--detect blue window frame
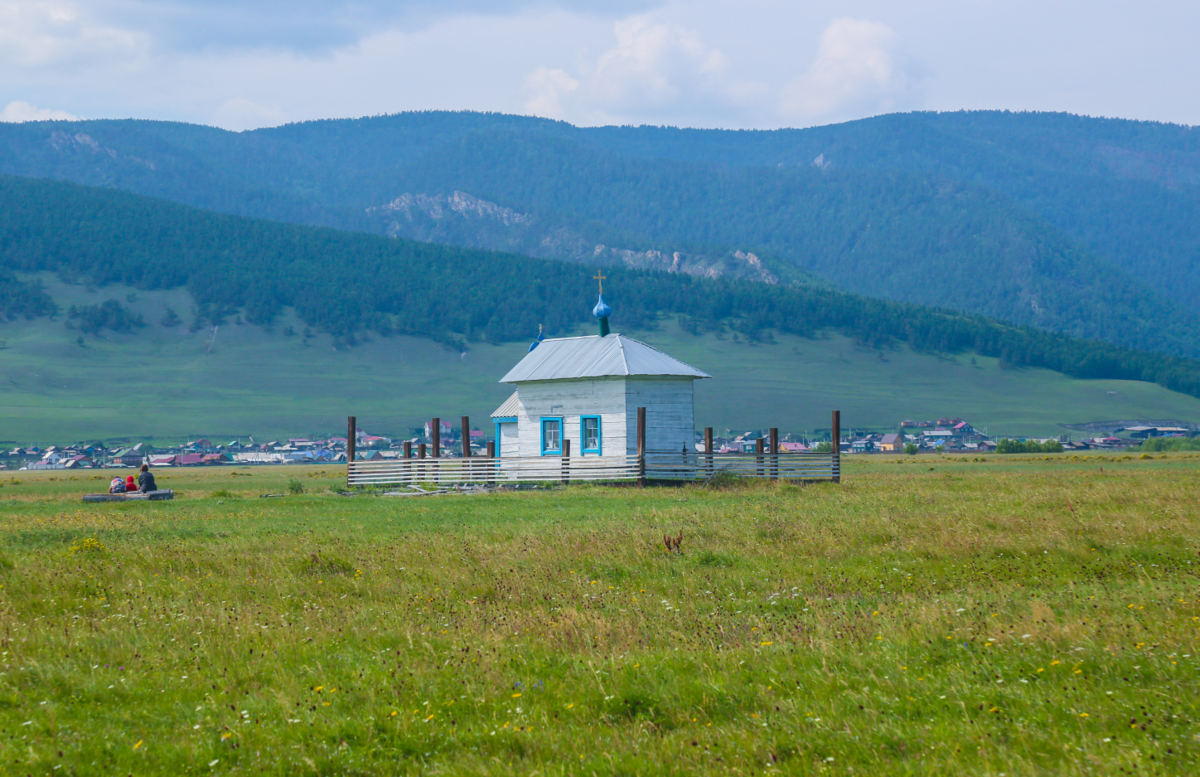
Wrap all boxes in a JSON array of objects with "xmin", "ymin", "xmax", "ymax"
[
  {"xmin": 581, "ymin": 415, "xmax": 602, "ymax": 454},
  {"xmin": 540, "ymin": 417, "xmax": 563, "ymax": 455}
]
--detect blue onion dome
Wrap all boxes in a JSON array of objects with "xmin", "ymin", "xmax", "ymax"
[{"xmin": 593, "ymin": 295, "xmax": 612, "ymax": 319}]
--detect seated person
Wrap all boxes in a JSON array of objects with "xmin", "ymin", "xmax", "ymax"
[
  {"xmin": 109, "ymin": 476, "xmax": 126, "ymax": 494},
  {"xmin": 137, "ymin": 464, "xmax": 157, "ymax": 493},
  {"xmin": 125, "ymin": 475, "xmax": 138, "ymax": 493}
]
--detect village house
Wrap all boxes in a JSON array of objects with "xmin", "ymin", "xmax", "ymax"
[
  {"xmin": 878, "ymin": 433, "xmax": 904, "ymax": 452},
  {"xmin": 110, "ymin": 444, "xmax": 147, "ymax": 467}
]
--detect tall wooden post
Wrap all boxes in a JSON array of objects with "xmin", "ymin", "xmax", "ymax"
[
  {"xmin": 417, "ymin": 442, "xmax": 426, "ymax": 486},
  {"xmin": 431, "ymin": 417, "xmax": 440, "ymax": 459},
  {"xmin": 704, "ymin": 427, "xmax": 714, "ymax": 480},
  {"xmin": 403, "ymin": 441, "xmax": 412, "ymax": 459},
  {"xmin": 418, "ymin": 443, "xmax": 426, "ymax": 459},
  {"xmin": 403, "ymin": 440, "xmax": 412, "ymax": 483},
  {"xmin": 769, "ymin": 428, "xmax": 779, "ymax": 481},
  {"xmin": 755, "ymin": 437, "xmax": 765, "ymax": 479},
  {"xmin": 346, "ymin": 416, "xmax": 356, "ymax": 488},
  {"xmin": 461, "ymin": 416, "xmax": 471, "ymax": 458},
  {"xmin": 486, "ymin": 441, "xmax": 495, "ymax": 458},
  {"xmin": 636, "ymin": 406, "xmax": 646, "ymax": 487},
  {"xmin": 485, "ymin": 440, "xmax": 496, "ymax": 486},
  {"xmin": 561, "ymin": 439, "xmax": 571, "ymax": 485},
  {"xmin": 832, "ymin": 410, "xmax": 841, "ymax": 483}
]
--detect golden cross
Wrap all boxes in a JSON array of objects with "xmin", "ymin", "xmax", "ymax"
[{"xmin": 593, "ymin": 271, "xmax": 607, "ymax": 295}]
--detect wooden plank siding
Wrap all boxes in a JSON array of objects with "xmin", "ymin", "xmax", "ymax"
[
  {"xmin": 624, "ymin": 378, "xmax": 695, "ymax": 455},
  {"xmin": 503, "ymin": 376, "xmax": 696, "ymax": 458},
  {"xmin": 511, "ymin": 377, "xmax": 628, "ymax": 458},
  {"xmin": 499, "ymin": 423, "xmax": 520, "ymax": 457}
]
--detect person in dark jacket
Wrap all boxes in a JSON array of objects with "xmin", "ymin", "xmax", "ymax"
[{"xmin": 137, "ymin": 464, "xmax": 157, "ymax": 493}]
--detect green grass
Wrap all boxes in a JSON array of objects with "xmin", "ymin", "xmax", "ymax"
[
  {"xmin": 3, "ymin": 276, "xmax": 1200, "ymax": 442},
  {"xmin": 0, "ymin": 454, "xmax": 1197, "ymax": 773}
]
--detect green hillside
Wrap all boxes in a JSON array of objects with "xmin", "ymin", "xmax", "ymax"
[
  {"xmin": 3, "ymin": 111, "xmax": 1200, "ymax": 358},
  {"xmin": 6, "ymin": 173, "xmax": 1200, "ymax": 401},
  {"xmin": 3, "ymin": 278, "xmax": 1200, "ymax": 443}
]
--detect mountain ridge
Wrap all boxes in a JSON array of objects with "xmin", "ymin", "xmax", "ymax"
[{"xmin": 3, "ymin": 110, "xmax": 1198, "ymax": 357}]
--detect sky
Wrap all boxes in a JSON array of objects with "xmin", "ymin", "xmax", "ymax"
[{"xmin": 1, "ymin": 0, "xmax": 1197, "ymax": 132}]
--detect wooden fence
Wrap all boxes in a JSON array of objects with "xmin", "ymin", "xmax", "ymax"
[
  {"xmin": 346, "ymin": 450, "xmax": 838, "ymax": 488},
  {"xmin": 345, "ymin": 409, "xmax": 842, "ymax": 488}
]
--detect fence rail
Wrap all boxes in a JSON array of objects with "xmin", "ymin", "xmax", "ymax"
[{"xmin": 346, "ymin": 451, "xmax": 839, "ymax": 487}]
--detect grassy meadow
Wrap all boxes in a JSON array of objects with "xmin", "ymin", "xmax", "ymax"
[
  {"xmin": 4, "ymin": 275, "xmax": 1200, "ymax": 442},
  {"xmin": 0, "ymin": 454, "xmax": 1198, "ymax": 774}
]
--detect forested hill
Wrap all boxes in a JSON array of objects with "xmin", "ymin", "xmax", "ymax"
[
  {"xmin": 389, "ymin": 128, "xmax": 1200, "ymax": 358},
  {"xmin": 1, "ymin": 111, "xmax": 1199, "ymax": 360},
  {"xmin": 5, "ymin": 173, "xmax": 1200, "ymax": 402}
]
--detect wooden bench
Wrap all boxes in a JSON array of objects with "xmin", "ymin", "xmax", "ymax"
[{"xmin": 82, "ymin": 490, "xmax": 175, "ymax": 503}]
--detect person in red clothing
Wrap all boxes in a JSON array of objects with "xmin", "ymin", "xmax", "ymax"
[{"xmin": 125, "ymin": 475, "xmax": 137, "ymax": 493}]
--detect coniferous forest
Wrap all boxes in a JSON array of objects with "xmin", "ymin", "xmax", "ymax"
[
  {"xmin": 3, "ymin": 110, "xmax": 1200, "ymax": 360},
  {"xmin": 4, "ymin": 173, "xmax": 1200, "ymax": 401}
]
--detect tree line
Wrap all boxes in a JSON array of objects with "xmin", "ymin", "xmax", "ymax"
[{"xmin": 5, "ymin": 173, "xmax": 1200, "ymax": 400}]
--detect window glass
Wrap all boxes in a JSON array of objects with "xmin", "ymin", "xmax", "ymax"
[
  {"xmin": 542, "ymin": 419, "xmax": 561, "ymax": 453},
  {"xmin": 583, "ymin": 417, "xmax": 600, "ymax": 451}
]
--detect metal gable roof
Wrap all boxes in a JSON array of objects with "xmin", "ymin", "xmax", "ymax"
[
  {"xmin": 491, "ymin": 392, "xmax": 521, "ymax": 418},
  {"xmin": 499, "ymin": 335, "xmax": 711, "ymax": 384}
]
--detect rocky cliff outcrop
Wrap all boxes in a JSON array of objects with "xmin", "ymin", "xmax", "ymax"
[{"xmin": 368, "ymin": 191, "xmax": 782, "ymax": 285}]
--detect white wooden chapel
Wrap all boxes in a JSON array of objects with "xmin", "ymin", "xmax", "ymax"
[{"xmin": 491, "ymin": 275, "xmax": 710, "ymax": 459}]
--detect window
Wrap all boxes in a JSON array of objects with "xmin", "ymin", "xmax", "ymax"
[
  {"xmin": 581, "ymin": 416, "xmax": 601, "ymax": 454},
  {"xmin": 540, "ymin": 417, "xmax": 562, "ymax": 455}
]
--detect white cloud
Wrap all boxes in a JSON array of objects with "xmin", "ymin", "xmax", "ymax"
[
  {"xmin": 523, "ymin": 14, "xmax": 765, "ymax": 126},
  {"xmin": 521, "ymin": 67, "xmax": 579, "ymax": 120},
  {"xmin": 586, "ymin": 16, "xmax": 728, "ymax": 110},
  {"xmin": 779, "ymin": 17, "xmax": 918, "ymax": 123},
  {"xmin": 0, "ymin": 100, "xmax": 78, "ymax": 122},
  {"xmin": 0, "ymin": 1, "xmax": 148, "ymax": 69},
  {"xmin": 2, "ymin": 1, "xmax": 1199, "ymax": 131},
  {"xmin": 211, "ymin": 98, "xmax": 287, "ymax": 131}
]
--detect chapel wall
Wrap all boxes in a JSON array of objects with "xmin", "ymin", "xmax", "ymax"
[
  {"xmin": 623, "ymin": 378, "xmax": 696, "ymax": 455},
  {"xmin": 513, "ymin": 378, "xmax": 628, "ymax": 457}
]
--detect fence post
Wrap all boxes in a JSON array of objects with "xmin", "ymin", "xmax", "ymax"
[
  {"xmin": 346, "ymin": 416, "xmax": 356, "ymax": 488},
  {"xmin": 562, "ymin": 439, "xmax": 571, "ymax": 486},
  {"xmin": 704, "ymin": 427, "xmax": 713, "ymax": 481},
  {"xmin": 485, "ymin": 441, "xmax": 495, "ymax": 486},
  {"xmin": 460, "ymin": 415, "xmax": 471, "ymax": 482},
  {"xmin": 756, "ymin": 437, "xmax": 765, "ymax": 479},
  {"xmin": 832, "ymin": 410, "xmax": 841, "ymax": 483},
  {"xmin": 431, "ymin": 417, "xmax": 440, "ymax": 459},
  {"xmin": 403, "ymin": 440, "xmax": 412, "ymax": 485},
  {"xmin": 637, "ymin": 406, "xmax": 646, "ymax": 487},
  {"xmin": 769, "ymin": 428, "xmax": 779, "ymax": 481}
]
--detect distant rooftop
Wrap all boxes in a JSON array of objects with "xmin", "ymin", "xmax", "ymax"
[{"xmin": 500, "ymin": 334, "xmax": 710, "ymax": 383}]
